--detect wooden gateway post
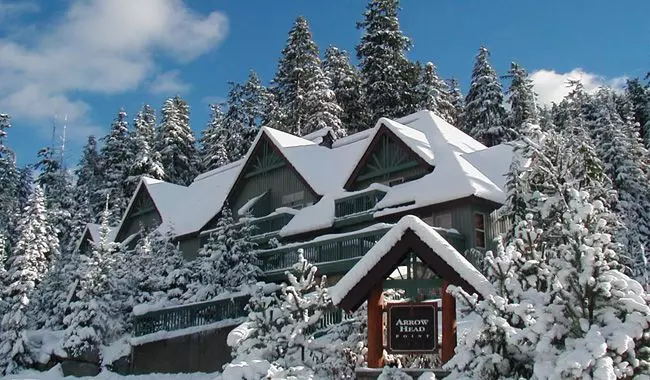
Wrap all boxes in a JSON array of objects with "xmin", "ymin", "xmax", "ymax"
[{"xmin": 330, "ymin": 215, "xmax": 490, "ymax": 368}]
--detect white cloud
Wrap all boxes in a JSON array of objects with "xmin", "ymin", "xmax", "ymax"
[
  {"xmin": 0, "ymin": 0, "xmax": 228, "ymax": 140},
  {"xmin": 0, "ymin": 1, "xmax": 39, "ymax": 21},
  {"xmin": 149, "ymin": 70, "xmax": 191, "ymax": 95},
  {"xmin": 530, "ymin": 68, "xmax": 627, "ymax": 107}
]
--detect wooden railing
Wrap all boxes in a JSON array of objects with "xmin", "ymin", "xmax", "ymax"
[
  {"xmin": 334, "ymin": 190, "xmax": 387, "ymax": 218},
  {"xmin": 132, "ymin": 295, "xmax": 250, "ymax": 337},
  {"xmin": 258, "ymin": 227, "xmax": 390, "ymax": 273},
  {"xmin": 250, "ymin": 212, "xmax": 295, "ymax": 236}
]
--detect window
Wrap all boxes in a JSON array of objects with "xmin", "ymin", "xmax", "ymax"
[
  {"xmin": 387, "ymin": 177, "xmax": 405, "ymax": 187},
  {"xmin": 434, "ymin": 213, "xmax": 452, "ymax": 229},
  {"xmin": 282, "ymin": 191, "xmax": 305, "ymax": 208},
  {"xmin": 474, "ymin": 213, "xmax": 486, "ymax": 249}
]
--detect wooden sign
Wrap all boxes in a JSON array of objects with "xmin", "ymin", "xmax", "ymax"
[{"xmin": 387, "ymin": 302, "xmax": 438, "ymax": 353}]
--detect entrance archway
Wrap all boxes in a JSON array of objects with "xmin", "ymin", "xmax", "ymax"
[{"xmin": 330, "ymin": 215, "xmax": 492, "ymax": 367}]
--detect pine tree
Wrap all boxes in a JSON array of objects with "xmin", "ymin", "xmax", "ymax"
[
  {"xmin": 356, "ymin": 0, "xmax": 417, "ymax": 121},
  {"xmin": 35, "ymin": 148, "xmax": 74, "ymax": 249},
  {"xmin": 446, "ymin": 78, "xmax": 464, "ymax": 128},
  {"xmin": 464, "ymin": 47, "xmax": 508, "ymax": 146},
  {"xmin": 239, "ymin": 71, "xmax": 272, "ymax": 129},
  {"xmin": 590, "ymin": 89, "xmax": 650, "ymax": 282},
  {"xmin": 625, "ymin": 78, "xmax": 650, "ymax": 147},
  {"xmin": 323, "ymin": 46, "xmax": 368, "ymax": 134},
  {"xmin": 62, "ymin": 203, "xmax": 115, "ymax": 359},
  {"xmin": 199, "ymin": 103, "xmax": 230, "ymax": 171},
  {"xmin": 504, "ymin": 62, "xmax": 538, "ymax": 137},
  {"xmin": 232, "ymin": 252, "xmax": 331, "ymax": 369},
  {"xmin": 0, "ymin": 185, "xmax": 59, "ymax": 375},
  {"xmin": 416, "ymin": 62, "xmax": 455, "ymax": 124},
  {"xmin": 447, "ymin": 126, "xmax": 650, "ymax": 379},
  {"xmin": 98, "ymin": 110, "xmax": 134, "ymax": 224},
  {"xmin": 128, "ymin": 105, "xmax": 165, "ymax": 192},
  {"xmin": 222, "ymin": 72, "xmax": 272, "ymax": 161},
  {"xmin": 271, "ymin": 17, "xmax": 343, "ymax": 137},
  {"xmin": 0, "ymin": 113, "xmax": 19, "ymax": 258},
  {"xmin": 73, "ymin": 136, "xmax": 103, "ymax": 223},
  {"xmin": 157, "ymin": 96, "xmax": 199, "ymax": 186},
  {"xmin": 213, "ymin": 206, "xmax": 260, "ymax": 291},
  {"xmin": 132, "ymin": 229, "xmax": 193, "ymax": 306}
]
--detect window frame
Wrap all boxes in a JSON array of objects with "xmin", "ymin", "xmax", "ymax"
[{"xmin": 474, "ymin": 212, "xmax": 486, "ymax": 249}]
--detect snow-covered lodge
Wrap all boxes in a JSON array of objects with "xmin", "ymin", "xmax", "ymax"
[
  {"xmin": 75, "ymin": 109, "xmax": 515, "ymax": 373},
  {"xmin": 79, "ymin": 110, "xmax": 513, "ymax": 284}
]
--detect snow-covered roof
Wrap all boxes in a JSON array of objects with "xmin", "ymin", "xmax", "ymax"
[
  {"xmin": 302, "ymin": 127, "xmax": 333, "ymax": 143},
  {"xmin": 330, "ymin": 215, "xmax": 493, "ymax": 307},
  {"xmin": 73, "ymin": 223, "xmax": 117, "ymax": 253},
  {"xmin": 109, "ymin": 110, "xmax": 515, "ymax": 241}
]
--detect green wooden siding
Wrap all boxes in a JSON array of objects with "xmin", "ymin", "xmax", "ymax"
[
  {"xmin": 116, "ymin": 187, "xmax": 161, "ymax": 242},
  {"xmin": 230, "ymin": 165, "xmax": 318, "ymax": 221},
  {"xmin": 349, "ymin": 133, "xmax": 431, "ymax": 191},
  {"xmin": 178, "ymin": 237, "xmax": 201, "ymax": 261}
]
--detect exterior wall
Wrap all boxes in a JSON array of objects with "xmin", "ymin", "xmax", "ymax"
[
  {"xmin": 230, "ymin": 166, "xmax": 318, "ymax": 221},
  {"xmin": 118, "ymin": 210, "xmax": 160, "ymax": 242},
  {"xmin": 130, "ymin": 324, "xmax": 236, "ymax": 374},
  {"xmin": 178, "ymin": 237, "xmax": 201, "ymax": 261}
]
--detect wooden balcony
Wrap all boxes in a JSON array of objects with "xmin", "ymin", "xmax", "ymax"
[
  {"xmin": 334, "ymin": 189, "xmax": 387, "ymax": 218},
  {"xmin": 132, "ymin": 295, "xmax": 250, "ymax": 337},
  {"xmin": 249, "ymin": 211, "xmax": 295, "ymax": 236}
]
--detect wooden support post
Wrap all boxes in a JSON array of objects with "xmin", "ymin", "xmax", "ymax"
[
  {"xmin": 441, "ymin": 281, "xmax": 457, "ymax": 364},
  {"xmin": 367, "ymin": 284, "xmax": 384, "ymax": 368}
]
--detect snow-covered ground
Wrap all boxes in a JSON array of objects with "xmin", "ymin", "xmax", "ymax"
[{"xmin": 2, "ymin": 365, "xmax": 218, "ymax": 380}]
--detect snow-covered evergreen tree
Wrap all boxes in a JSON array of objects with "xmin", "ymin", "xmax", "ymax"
[
  {"xmin": 128, "ymin": 104, "xmax": 164, "ymax": 192},
  {"xmin": 232, "ymin": 252, "xmax": 331, "ymax": 370},
  {"xmin": 323, "ymin": 45, "xmax": 368, "ymax": 134},
  {"xmin": 221, "ymin": 72, "xmax": 271, "ymax": 161},
  {"xmin": 504, "ymin": 62, "xmax": 538, "ymax": 136},
  {"xmin": 625, "ymin": 78, "xmax": 650, "ymax": 147},
  {"xmin": 213, "ymin": 206, "xmax": 260, "ymax": 291},
  {"xmin": 199, "ymin": 103, "xmax": 230, "ymax": 171},
  {"xmin": 464, "ymin": 47, "xmax": 508, "ymax": 146},
  {"xmin": 0, "ymin": 185, "xmax": 59, "ymax": 375},
  {"xmin": 0, "ymin": 113, "xmax": 19, "ymax": 258},
  {"xmin": 98, "ymin": 110, "xmax": 134, "ymax": 224},
  {"xmin": 356, "ymin": 0, "xmax": 417, "ymax": 121},
  {"xmin": 157, "ymin": 96, "xmax": 199, "ymax": 186},
  {"xmin": 416, "ymin": 62, "xmax": 455, "ymax": 124},
  {"xmin": 132, "ymin": 228, "xmax": 193, "ymax": 306},
  {"xmin": 271, "ymin": 17, "xmax": 343, "ymax": 137},
  {"xmin": 446, "ymin": 78, "xmax": 464, "ymax": 129},
  {"xmin": 62, "ymin": 203, "xmax": 115, "ymax": 359},
  {"xmin": 590, "ymin": 89, "xmax": 650, "ymax": 282},
  {"xmin": 73, "ymin": 136, "xmax": 103, "ymax": 223},
  {"xmin": 448, "ymin": 124, "xmax": 650, "ymax": 379}
]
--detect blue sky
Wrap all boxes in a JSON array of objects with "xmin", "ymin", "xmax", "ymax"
[{"xmin": 1, "ymin": 0, "xmax": 648, "ymax": 167}]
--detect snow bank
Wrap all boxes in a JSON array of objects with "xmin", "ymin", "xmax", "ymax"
[
  {"xmin": 9, "ymin": 365, "xmax": 218, "ymax": 379},
  {"xmin": 25, "ymin": 329, "xmax": 67, "ymax": 364}
]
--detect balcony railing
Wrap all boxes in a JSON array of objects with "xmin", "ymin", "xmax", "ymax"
[
  {"xmin": 249, "ymin": 211, "xmax": 295, "ymax": 236},
  {"xmin": 132, "ymin": 293, "xmax": 346, "ymax": 338},
  {"xmin": 258, "ymin": 227, "xmax": 390, "ymax": 274},
  {"xmin": 132, "ymin": 295, "xmax": 250, "ymax": 337},
  {"xmin": 334, "ymin": 190, "xmax": 387, "ymax": 218},
  {"xmin": 257, "ymin": 225, "xmax": 466, "ymax": 276}
]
